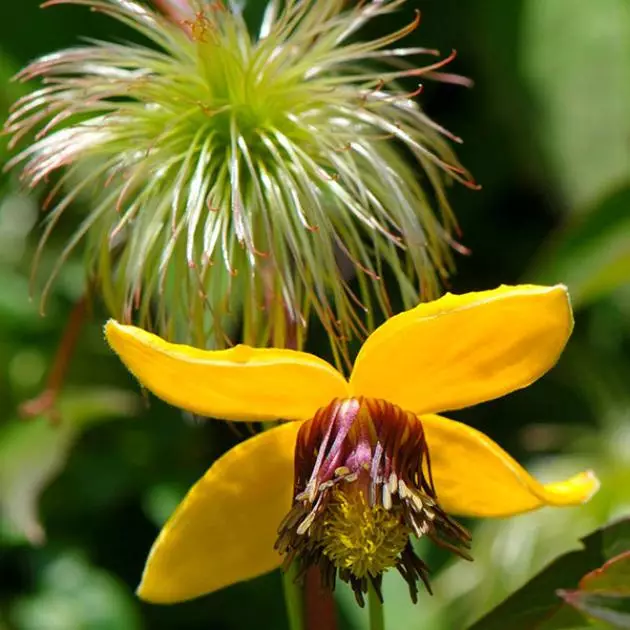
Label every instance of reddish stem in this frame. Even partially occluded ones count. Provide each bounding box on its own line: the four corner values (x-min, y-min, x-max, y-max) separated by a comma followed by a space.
20, 295, 88, 423
305, 567, 338, 630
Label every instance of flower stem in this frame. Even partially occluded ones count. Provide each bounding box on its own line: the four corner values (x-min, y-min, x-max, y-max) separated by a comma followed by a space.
283, 562, 305, 630
19, 294, 88, 424
305, 566, 338, 630
368, 582, 385, 630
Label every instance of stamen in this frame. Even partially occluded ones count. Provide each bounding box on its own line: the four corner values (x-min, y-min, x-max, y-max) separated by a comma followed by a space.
276, 397, 472, 605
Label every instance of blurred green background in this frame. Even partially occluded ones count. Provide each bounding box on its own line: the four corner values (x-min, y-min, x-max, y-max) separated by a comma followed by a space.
0, 1, 629, 629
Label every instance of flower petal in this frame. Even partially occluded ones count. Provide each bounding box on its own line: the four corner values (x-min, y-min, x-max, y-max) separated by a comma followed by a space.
422, 414, 599, 517
137, 422, 301, 603
349, 285, 573, 415
105, 320, 349, 421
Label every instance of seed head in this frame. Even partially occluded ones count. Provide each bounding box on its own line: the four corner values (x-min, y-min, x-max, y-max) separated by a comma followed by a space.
4, 0, 474, 359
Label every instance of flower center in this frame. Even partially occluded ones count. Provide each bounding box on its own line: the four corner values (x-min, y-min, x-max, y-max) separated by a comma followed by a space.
320, 483, 410, 579
276, 397, 472, 606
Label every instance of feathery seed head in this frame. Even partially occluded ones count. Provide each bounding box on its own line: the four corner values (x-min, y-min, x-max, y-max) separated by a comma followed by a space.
4, 0, 474, 359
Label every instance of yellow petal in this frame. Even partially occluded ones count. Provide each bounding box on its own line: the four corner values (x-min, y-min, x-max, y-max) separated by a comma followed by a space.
137, 421, 301, 603
105, 320, 349, 421
422, 414, 599, 517
350, 285, 573, 415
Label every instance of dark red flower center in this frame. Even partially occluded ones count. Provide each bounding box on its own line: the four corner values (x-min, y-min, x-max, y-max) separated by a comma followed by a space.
276, 397, 472, 606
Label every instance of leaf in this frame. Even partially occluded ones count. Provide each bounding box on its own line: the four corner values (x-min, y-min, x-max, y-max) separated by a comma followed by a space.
552, 553, 630, 629
559, 591, 630, 628
530, 184, 630, 307
521, 0, 630, 209
0, 389, 138, 545
579, 552, 630, 594
467, 519, 630, 630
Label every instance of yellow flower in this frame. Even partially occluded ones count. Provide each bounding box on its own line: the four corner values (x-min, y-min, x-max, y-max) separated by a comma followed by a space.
105, 285, 599, 605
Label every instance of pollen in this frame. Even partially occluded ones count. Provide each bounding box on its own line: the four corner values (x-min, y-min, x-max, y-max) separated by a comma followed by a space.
321, 486, 410, 578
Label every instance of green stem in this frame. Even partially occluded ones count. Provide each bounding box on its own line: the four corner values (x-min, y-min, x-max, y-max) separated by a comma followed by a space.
368, 582, 385, 630
283, 562, 305, 630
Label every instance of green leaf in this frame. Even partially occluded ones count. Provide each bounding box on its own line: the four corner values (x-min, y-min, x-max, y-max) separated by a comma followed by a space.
530, 184, 630, 307
578, 552, 630, 594
467, 519, 630, 630
522, 0, 630, 209
559, 591, 630, 628
551, 553, 630, 628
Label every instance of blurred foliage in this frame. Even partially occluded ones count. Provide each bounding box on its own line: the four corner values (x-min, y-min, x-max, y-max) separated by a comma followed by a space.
468, 519, 630, 630
0, 390, 138, 546
532, 185, 630, 306
521, 0, 630, 211
0, 1, 629, 629
11, 551, 142, 630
